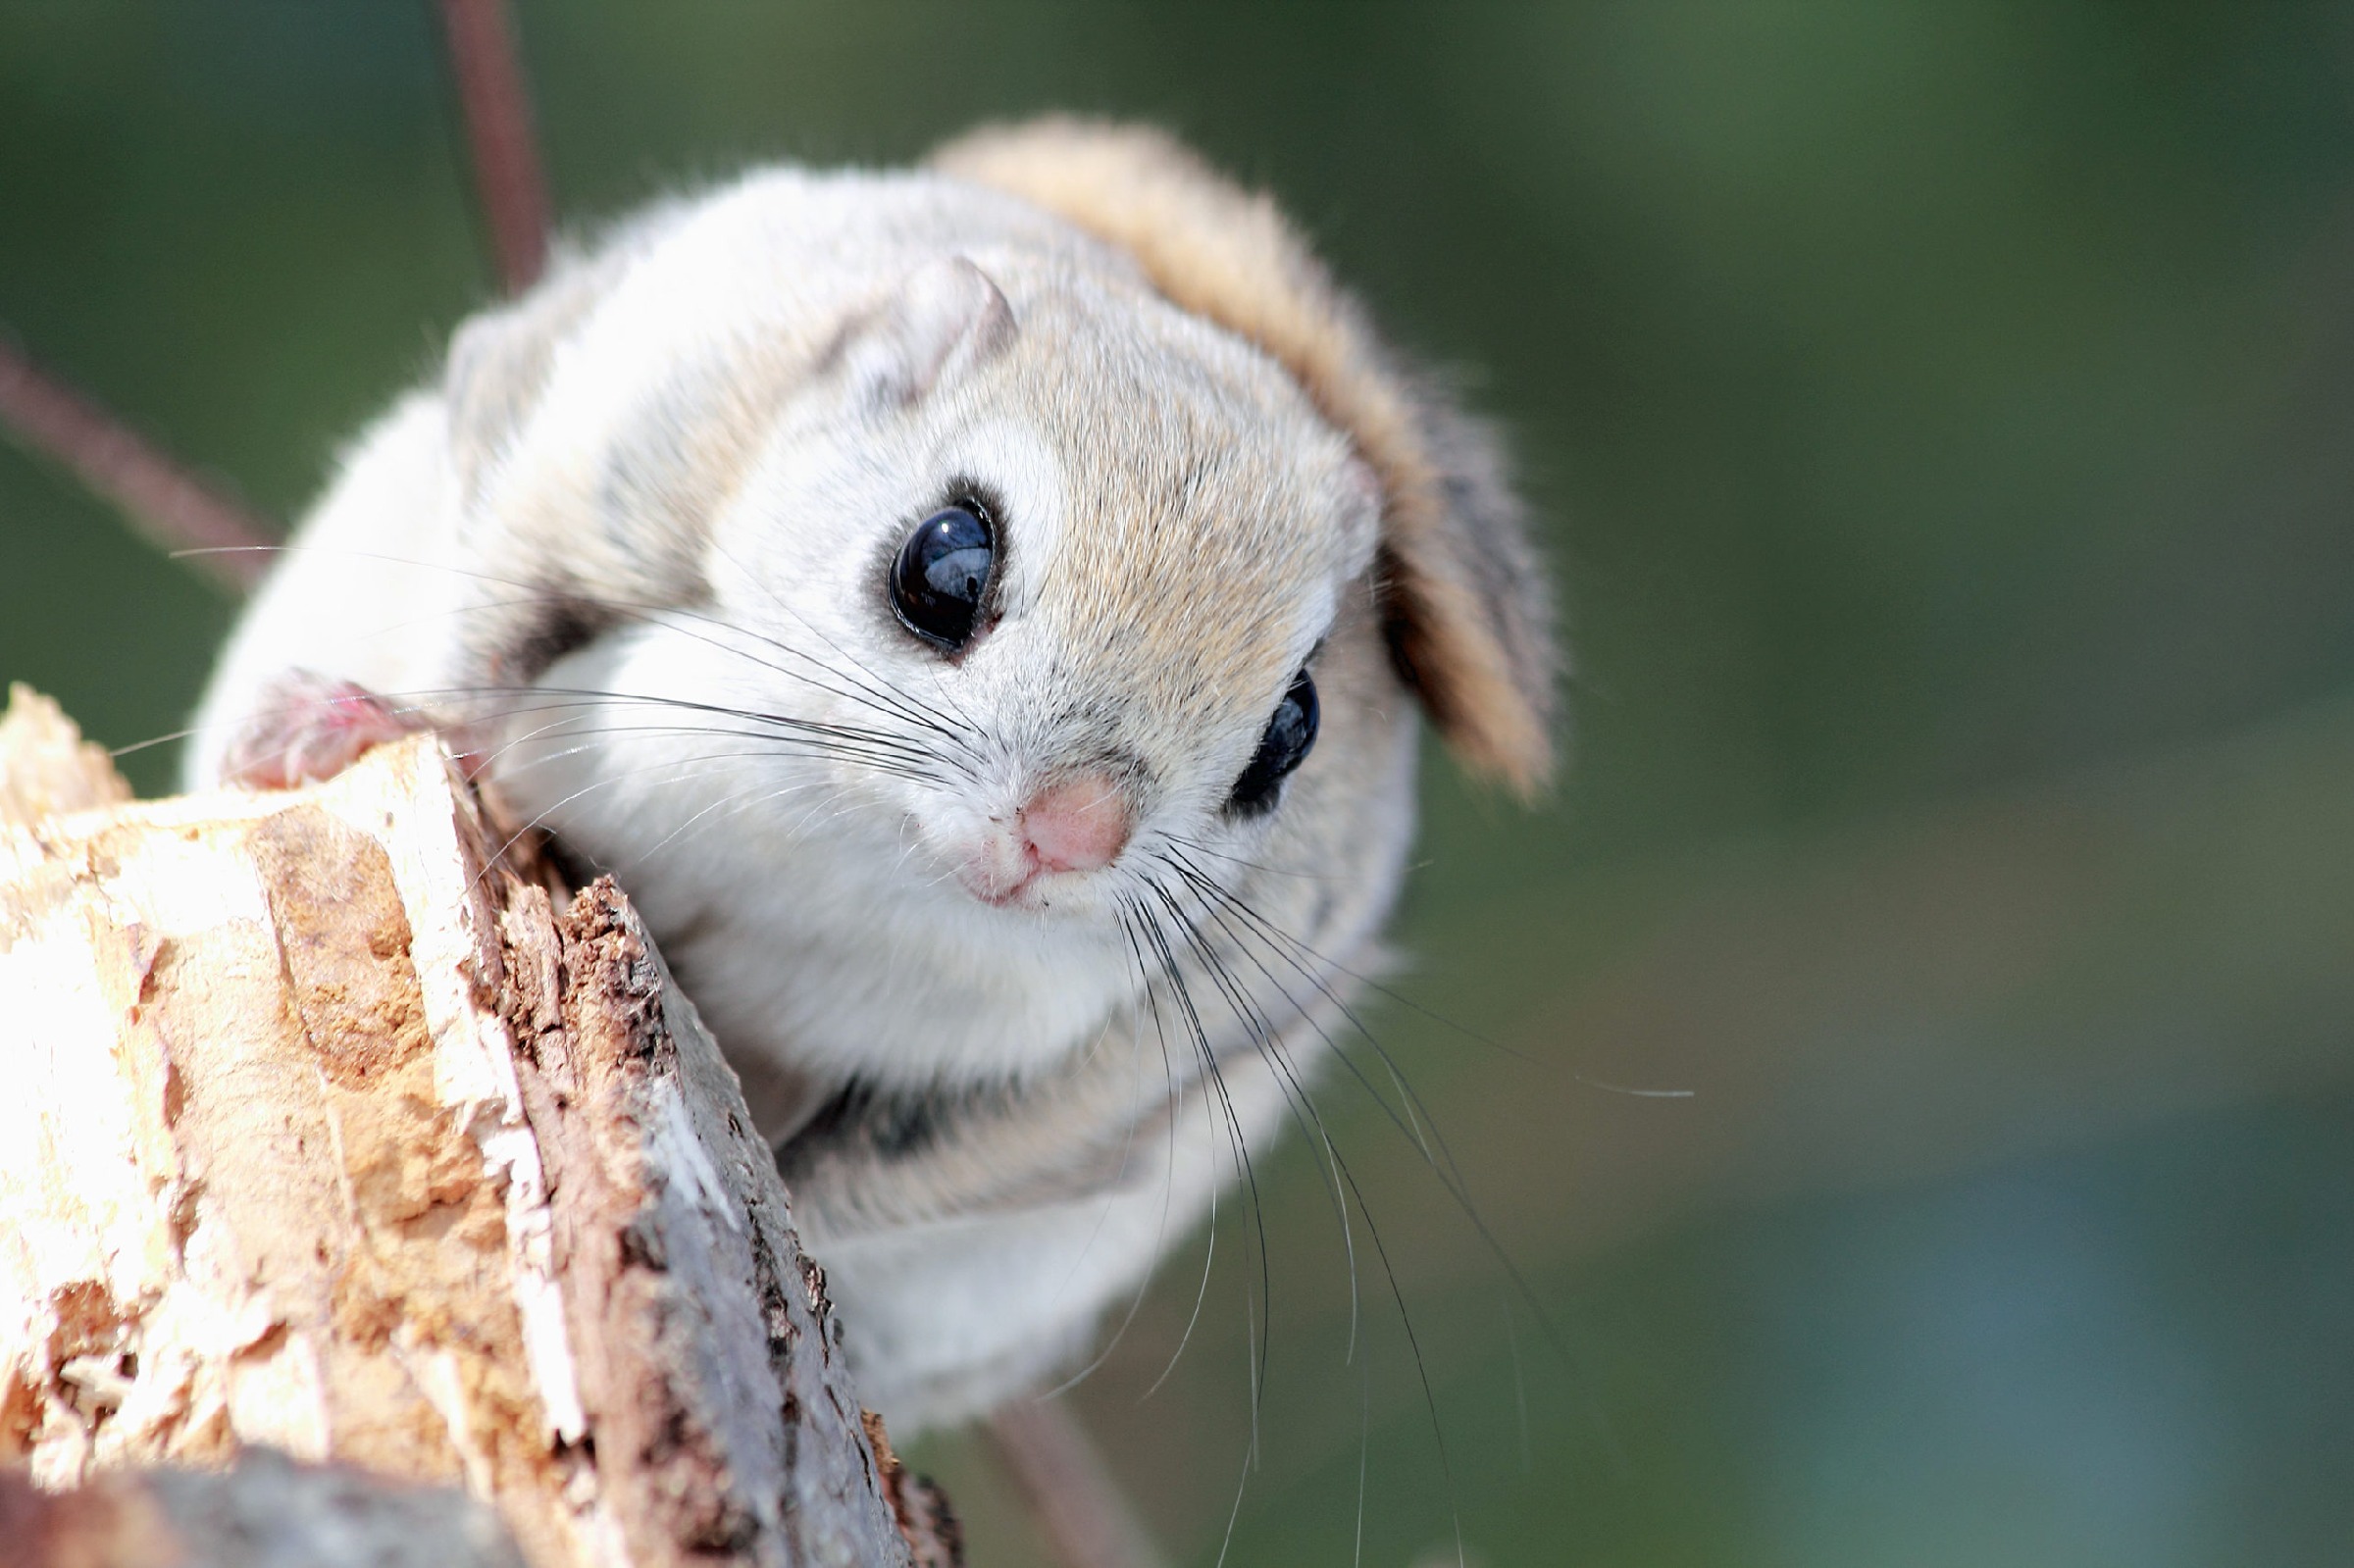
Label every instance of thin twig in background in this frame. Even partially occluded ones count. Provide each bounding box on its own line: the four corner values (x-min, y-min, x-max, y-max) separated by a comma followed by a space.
986, 1400, 1168, 1568
0, 336, 275, 592
437, 0, 553, 293
0, 0, 553, 590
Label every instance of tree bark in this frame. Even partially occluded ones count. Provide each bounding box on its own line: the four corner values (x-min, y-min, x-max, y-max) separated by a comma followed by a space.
0, 689, 956, 1568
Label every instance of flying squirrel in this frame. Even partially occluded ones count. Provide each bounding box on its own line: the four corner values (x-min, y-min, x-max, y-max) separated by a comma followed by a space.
186, 118, 1560, 1432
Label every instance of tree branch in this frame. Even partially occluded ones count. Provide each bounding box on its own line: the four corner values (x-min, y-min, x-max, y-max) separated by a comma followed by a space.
0, 696, 948, 1567
0, 337, 275, 591
437, 0, 554, 294
985, 1401, 1166, 1568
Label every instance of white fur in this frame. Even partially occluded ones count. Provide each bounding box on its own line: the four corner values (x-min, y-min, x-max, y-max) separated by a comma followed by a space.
190, 159, 1430, 1430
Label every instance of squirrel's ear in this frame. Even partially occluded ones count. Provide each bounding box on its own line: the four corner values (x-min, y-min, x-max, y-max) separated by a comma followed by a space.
1375, 387, 1559, 796
833, 256, 1017, 410
442, 253, 623, 501
934, 117, 1560, 793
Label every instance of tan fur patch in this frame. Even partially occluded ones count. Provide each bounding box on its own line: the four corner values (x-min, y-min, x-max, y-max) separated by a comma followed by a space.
933, 117, 1556, 793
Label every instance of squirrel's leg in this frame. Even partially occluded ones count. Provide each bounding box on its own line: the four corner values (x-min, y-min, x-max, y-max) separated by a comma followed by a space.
216, 669, 445, 789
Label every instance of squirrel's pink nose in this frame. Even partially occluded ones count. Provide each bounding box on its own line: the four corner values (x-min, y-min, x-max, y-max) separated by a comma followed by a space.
1020, 773, 1131, 875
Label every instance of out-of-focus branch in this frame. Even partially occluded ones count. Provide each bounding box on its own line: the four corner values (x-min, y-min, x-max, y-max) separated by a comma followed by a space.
0, 0, 557, 589
0, 1452, 528, 1568
438, 0, 553, 293
0, 336, 274, 591
985, 1401, 1165, 1568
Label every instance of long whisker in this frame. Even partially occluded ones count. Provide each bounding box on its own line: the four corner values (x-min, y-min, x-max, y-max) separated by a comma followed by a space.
1173, 860, 1472, 1555
172, 542, 985, 756
1137, 870, 1357, 1308
699, 536, 995, 752
130, 678, 957, 784
1141, 864, 1364, 1359
1131, 896, 1264, 1407
1142, 885, 1275, 1423
1162, 830, 1336, 883
1145, 860, 1487, 1560
1037, 905, 1196, 1402
1159, 847, 1454, 1181
1173, 838, 1693, 1091
454, 696, 942, 772
461, 745, 855, 893
1135, 879, 1292, 1453
433, 683, 947, 770
1332, 1150, 1469, 1568
1159, 845, 1630, 1471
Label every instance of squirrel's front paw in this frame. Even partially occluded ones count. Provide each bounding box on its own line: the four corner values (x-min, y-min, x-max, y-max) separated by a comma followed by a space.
219, 671, 428, 789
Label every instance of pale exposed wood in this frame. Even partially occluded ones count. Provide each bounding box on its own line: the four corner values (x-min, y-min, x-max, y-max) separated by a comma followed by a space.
0, 714, 941, 1567
0, 685, 131, 830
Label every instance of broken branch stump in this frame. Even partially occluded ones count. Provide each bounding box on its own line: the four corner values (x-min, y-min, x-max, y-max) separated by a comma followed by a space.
0, 690, 953, 1568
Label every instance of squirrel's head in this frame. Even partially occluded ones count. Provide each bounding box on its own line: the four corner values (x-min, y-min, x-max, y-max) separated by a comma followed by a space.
706, 245, 1387, 924
454, 125, 1557, 1080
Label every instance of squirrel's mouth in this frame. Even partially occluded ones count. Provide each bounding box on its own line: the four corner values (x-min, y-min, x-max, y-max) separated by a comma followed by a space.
950, 846, 1110, 911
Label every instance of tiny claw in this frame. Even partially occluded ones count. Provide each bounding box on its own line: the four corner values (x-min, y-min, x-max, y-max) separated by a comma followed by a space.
221, 671, 428, 789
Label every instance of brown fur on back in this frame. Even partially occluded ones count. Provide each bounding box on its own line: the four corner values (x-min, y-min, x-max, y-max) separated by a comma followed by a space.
932, 117, 1559, 794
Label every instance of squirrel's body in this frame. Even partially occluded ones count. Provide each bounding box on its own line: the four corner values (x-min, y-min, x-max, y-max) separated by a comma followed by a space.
189, 122, 1555, 1431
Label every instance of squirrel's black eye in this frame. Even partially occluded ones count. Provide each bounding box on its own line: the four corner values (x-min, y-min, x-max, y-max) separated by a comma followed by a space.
1228, 669, 1319, 816
890, 503, 995, 651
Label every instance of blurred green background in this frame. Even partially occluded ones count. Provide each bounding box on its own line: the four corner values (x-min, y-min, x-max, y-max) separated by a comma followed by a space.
6, 4, 2352, 1564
